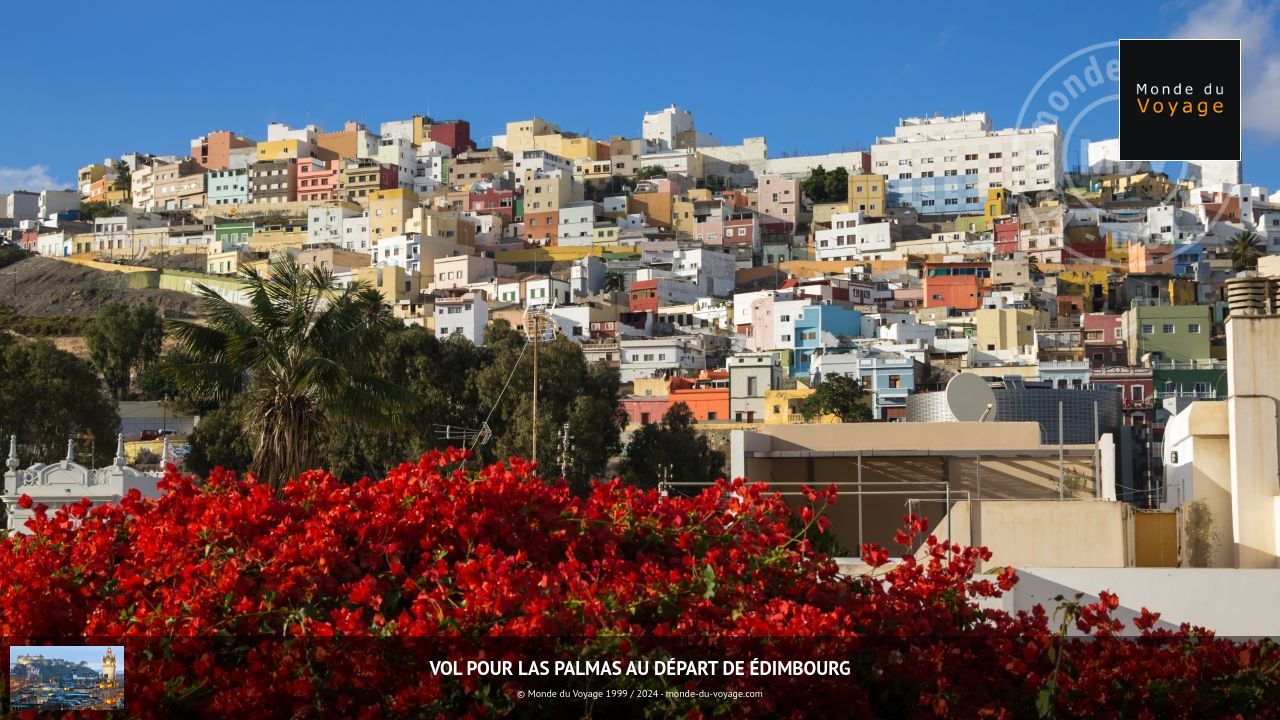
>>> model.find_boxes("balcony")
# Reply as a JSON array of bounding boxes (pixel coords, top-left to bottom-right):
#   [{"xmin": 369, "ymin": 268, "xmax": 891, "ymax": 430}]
[
  {"xmin": 1153, "ymin": 388, "xmax": 1219, "ymax": 400},
  {"xmin": 1151, "ymin": 359, "xmax": 1225, "ymax": 371}
]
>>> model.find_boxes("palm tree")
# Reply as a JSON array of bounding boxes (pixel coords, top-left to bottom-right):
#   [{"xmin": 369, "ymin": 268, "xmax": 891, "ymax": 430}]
[
  {"xmin": 165, "ymin": 254, "xmax": 409, "ymax": 488},
  {"xmin": 1227, "ymin": 230, "xmax": 1265, "ymax": 271}
]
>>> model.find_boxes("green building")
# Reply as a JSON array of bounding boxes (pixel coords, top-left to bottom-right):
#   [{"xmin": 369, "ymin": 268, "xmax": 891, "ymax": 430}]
[
  {"xmin": 213, "ymin": 221, "xmax": 255, "ymax": 248},
  {"xmin": 1123, "ymin": 305, "xmax": 1212, "ymax": 365}
]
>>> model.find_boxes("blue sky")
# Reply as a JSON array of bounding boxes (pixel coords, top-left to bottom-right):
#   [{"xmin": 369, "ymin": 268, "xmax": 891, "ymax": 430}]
[
  {"xmin": 9, "ymin": 645, "xmax": 125, "ymax": 670},
  {"xmin": 2, "ymin": 0, "xmax": 1278, "ymax": 193}
]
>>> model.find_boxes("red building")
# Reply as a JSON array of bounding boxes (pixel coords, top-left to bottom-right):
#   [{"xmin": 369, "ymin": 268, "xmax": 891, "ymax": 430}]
[
  {"xmin": 922, "ymin": 262, "xmax": 989, "ymax": 311},
  {"xmin": 993, "ymin": 216, "xmax": 1019, "ymax": 255},
  {"xmin": 629, "ymin": 279, "xmax": 659, "ymax": 313},
  {"xmin": 429, "ymin": 120, "xmax": 472, "ymax": 156},
  {"xmin": 1082, "ymin": 313, "xmax": 1126, "ymax": 367},
  {"xmin": 470, "ymin": 188, "xmax": 516, "ymax": 220}
]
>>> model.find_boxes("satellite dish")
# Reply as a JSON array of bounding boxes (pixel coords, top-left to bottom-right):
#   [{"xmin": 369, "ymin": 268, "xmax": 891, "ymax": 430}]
[{"xmin": 945, "ymin": 373, "xmax": 997, "ymax": 422}]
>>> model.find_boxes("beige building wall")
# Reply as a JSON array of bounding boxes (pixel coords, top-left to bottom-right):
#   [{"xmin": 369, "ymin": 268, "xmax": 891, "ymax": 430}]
[
  {"xmin": 1226, "ymin": 313, "xmax": 1280, "ymax": 568},
  {"xmin": 734, "ymin": 422, "xmax": 1099, "ymax": 554},
  {"xmin": 368, "ymin": 189, "xmax": 419, "ymax": 241}
]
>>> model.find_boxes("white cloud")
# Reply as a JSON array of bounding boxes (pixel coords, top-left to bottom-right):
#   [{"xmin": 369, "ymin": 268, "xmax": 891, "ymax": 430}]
[
  {"xmin": 0, "ymin": 164, "xmax": 66, "ymax": 194},
  {"xmin": 1172, "ymin": 0, "xmax": 1280, "ymax": 139}
]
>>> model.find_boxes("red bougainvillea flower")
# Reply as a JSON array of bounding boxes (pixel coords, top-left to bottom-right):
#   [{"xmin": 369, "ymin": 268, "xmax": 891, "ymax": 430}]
[{"xmin": 0, "ymin": 449, "xmax": 1275, "ymax": 719}]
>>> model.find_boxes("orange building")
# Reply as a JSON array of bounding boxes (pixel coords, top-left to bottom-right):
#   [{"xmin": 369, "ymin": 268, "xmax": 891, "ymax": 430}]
[
  {"xmin": 191, "ymin": 130, "xmax": 255, "ymax": 170},
  {"xmin": 524, "ymin": 210, "xmax": 559, "ymax": 245},
  {"xmin": 922, "ymin": 261, "xmax": 990, "ymax": 310},
  {"xmin": 1128, "ymin": 242, "xmax": 1176, "ymax": 274},
  {"xmin": 669, "ymin": 372, "xmax": 730, "ymax": 422}
]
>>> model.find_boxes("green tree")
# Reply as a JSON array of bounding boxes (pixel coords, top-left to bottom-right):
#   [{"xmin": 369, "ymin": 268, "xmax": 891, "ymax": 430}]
[
  {"xmin": 471, "ymin": 320, "xmax": 624, "ymax": 493},
  {"xmin": 1227, "ymin": 230, "xmax": 1265, "ymax": 271},
  {"xmin": 319, "ymin": 326, "xmax": 485, "ymax": 481},
  {"xmin": 603, "ymin": 271, "xmax": 626, "ymax": 294},
  {"xmin": 0, "ymin": 333, "xmax": 119, "ymax": 465},
  {"xmin": 185, "ymin": 399, "xmax": 255, "ymax": 476},
  {"xmin": 620, "ymin": 402, "xmax": 724, "ymax": 490},
  {"xmin": 85, "ymin": 302, "xmax": 165, "ymax": 400},
  {"xmin": 165, "ymin": 254, "xmax": 409, "ymax": 488},
  {"xmin": 797, "ymin": 374, "xmax": 873, "ymax": 423},
  {"xmin": 77, "ymin": 201, "xmax": 119, "ymax": 223},
  {"xmin": 635, "ymin": 165, "xmax": 668, "ymax": 181},
  {"xmin": 801, "ymin": 165, "xmax": 850, "ymax": 204},
  {"xmin": 112, "ymin": 160, "xmax": 132, "ymax": 192}
]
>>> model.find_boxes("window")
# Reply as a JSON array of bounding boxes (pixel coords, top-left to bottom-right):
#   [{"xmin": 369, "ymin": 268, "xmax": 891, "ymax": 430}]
[
  {"xmin": 1162, "ymin": 324, "xmax": 1175, "ymax": 334},
  {"xmin": 888, "ymin": 374, "xmax": 901, "ymax": 388},
  {"xmin": 944, "ymin": 198, "xmax": 958, "ymax": 205},
  {"xmin": 988, "ymin": 152, "xmax": 1002, "ymax": 159},
  {"xmin": 1141, "ymin": 324, "xmax": 1154, "ymax": 334},
  {"xmin": 964, "ymin": 154, "xmax": 978, "ymax": 161},
  {"xmin": 1194, "ymin": 382, "xmax": 1211, "ymax": 395},
  {"xmin": 707, "ymin": 412, "xmax": 717, "ymax": 421},
  {"xmin": 944, "ymin": 169, "xmax": 957, "ymax": 176},
  {"xmin": 989, "ymin": 167, "xmax": 1002, "ymax": 174},
  {"xmin": 1188, "ymin": 323, "xmax": 1202, "ymax": 333},
  {"xmin": 1132, "ymin": 386, "xmax": 1144, "ymax": 402},
  {"xmin": 920, "ymin": 171, "xmax": 934, "ymax": 178},
  {"xmin": 965, "ymin": 168, "xmax": 978, "ymax": 175},
  {"xmin": 898, "ymin": 173, "xmax": 911, "ymax": 180},
  {"xmin": 1114, "ymin": 327, "xmax": 1124, "ymax": 339}
]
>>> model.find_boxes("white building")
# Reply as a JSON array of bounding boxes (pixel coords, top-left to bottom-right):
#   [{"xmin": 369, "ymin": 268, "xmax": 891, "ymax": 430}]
[
  {"xmin": 871, "ymin": 113, "xmax": 1061, "ymax": 215},
  {"xmin": 642, "ymin": 105, "xmax": 697, "ymax": 151},
  {"xmin": 1085, "ymin": 139, "xmax": 1150, "ymax": 176},
  {"xmin": 728, "ymin": 351, "xmax": 783, "ymax": 422},
  {"xmin": 374, "ymin": 234, "xmax": 423, "ymax": 272},
  {"xmin": 814, "ymin": 215, "xmax": 899, "ymax": 261},
  {"xmin": 557, "ymin": 202, "xmax": 597, "ymax": 246},
  {"xmin": 308, "ymin": 204, "xmax": 362, "ymax": 246},
  {"xmin": 4, "ymin": 191, "xmax": 38, "ymax": 222},
  {"xmin": 619, "ymin": 335, "xmax": 707, "ymax": 382},
  {"xmin": 341, "ymin": 212, "xmax": 371, "ymax": 253},
  {"xmin": 671, "ymin": 247, "xmax": 736, "ymax": 298},
  {"xmin": 432, "ymin": 254, "xmax": 497, "ymax": 291},
  {"xmin": 38, "ymin": 189, "xmax": 79, "ymax": 219},
  {"xmin": 434, "ymin": 292, "xmax": 489, "ymax": 344},
  {"xmin": 1, "ymin": 436, "xmax": 161, "ymax": 534}
]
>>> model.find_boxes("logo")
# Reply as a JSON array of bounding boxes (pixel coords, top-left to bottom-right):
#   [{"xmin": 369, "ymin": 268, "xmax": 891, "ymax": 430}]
[{"xmin": 1120, "ymin": 39, "xmax": 1241, "ymax": 161}]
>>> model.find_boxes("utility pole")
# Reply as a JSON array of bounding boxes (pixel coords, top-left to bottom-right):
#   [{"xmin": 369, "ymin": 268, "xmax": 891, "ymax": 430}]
[
  {"xmin": 559, "ymin": 422, "xmax": 571, "ymax": 479},
  {"xmin": 530, "ymin": 309, "xmax": 540, "ymax": 467}
]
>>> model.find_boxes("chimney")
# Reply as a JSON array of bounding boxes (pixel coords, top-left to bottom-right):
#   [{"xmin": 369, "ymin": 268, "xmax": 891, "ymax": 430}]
[{"xmin": 1224, "ymin": 273, "xmax": 1275, "ymax": 317}]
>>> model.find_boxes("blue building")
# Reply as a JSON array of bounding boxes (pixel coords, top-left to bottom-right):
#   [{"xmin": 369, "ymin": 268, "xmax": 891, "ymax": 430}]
[
  {"xmin": 885, "ymin": 173, "xmax": 983, "ymax": 214},
  {"xmin": 792, "ymin": 304, "xmax": 863, "ymax": 376},
  {"xmin": 810, "ymin": 350, "xmax": 918, "ymax": 420}
]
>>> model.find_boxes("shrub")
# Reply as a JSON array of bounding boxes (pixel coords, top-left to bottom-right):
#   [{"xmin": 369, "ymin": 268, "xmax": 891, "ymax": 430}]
[{"xmin": 0, "ymin": 452, "xmax": 1276, "ymax": 718}]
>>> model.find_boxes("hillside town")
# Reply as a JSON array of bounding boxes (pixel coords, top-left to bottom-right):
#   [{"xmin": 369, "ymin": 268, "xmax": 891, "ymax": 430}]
[{"xmin": 3, "ymin": 104, "xmax": 1280, "ymax": 584}]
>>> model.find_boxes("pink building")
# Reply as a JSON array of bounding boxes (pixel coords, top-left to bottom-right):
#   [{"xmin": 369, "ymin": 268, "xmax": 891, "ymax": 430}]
[
  {"xmin": 757, "ymin": 174, "xmax": 800, "ymax": 232},
  {"xmin": 297, "ymin": 159, "xmax": 339, "ymax": 202},
  {"xmin": 745, "ymin": 296, "xmax": 776, "ymax": 351},
  {"xmin": 1082, "ymin": 313, "xmax": 1126, "ymax": 367}
]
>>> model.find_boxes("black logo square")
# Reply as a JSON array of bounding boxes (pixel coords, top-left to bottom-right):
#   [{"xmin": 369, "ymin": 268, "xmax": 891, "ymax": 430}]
[{"xmin": 1120, "ymin": 39, "xmax": 1241, "ymax": 161}]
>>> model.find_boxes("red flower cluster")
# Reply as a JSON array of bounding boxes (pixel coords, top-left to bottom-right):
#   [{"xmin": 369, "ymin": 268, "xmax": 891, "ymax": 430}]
[{"xmin": 0, "ymin": 450, "xmax": 1276, "ymax": 718}]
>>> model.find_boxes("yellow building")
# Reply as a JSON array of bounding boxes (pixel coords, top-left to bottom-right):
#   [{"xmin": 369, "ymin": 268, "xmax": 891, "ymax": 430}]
[
  {"xmin": 846, "ymin": 173, "xmax": 886, "ymax": 217},
  {"xmin": 974, "ymin": 308, "xmax": 1042, "ymax": 352},
  {"xmin": 504, "ymin": 118, "xmax": 562, "ymax": 156},
  {"xmin": 256, "ymin": 139, "xmax": 312, "ymax": 162},
  {"xmin": 1099, "ymin": 172, "xmax": 1174, "ymax": 202},
  {"xmin": 984, "ymin": 188, "xmax": 1012, "ymax": 220},
  {"xmin": 354, "ymin": 264, "xmax": 424, "ymax": 306},
  {"xmin": 763, "ymin": 384, "xmax": 840, "ymax": 425},
  {"xmin": 78, "ymin": 163, "xmax": 109, "ymax": 195},
  {"xmin": 593, "ymin": 223, "xmax": 620, "ymax": 245},
  {"xmin": 248, "ymin": 223, "xmax": 308, "ymax": 254},
  {"xmin": 1056, "ymin": 266, "xmax": 1110, "ymax": 296},
  {"xmin": 368, "ymin": 188, "xmax": 419, "ymax": 241}
]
